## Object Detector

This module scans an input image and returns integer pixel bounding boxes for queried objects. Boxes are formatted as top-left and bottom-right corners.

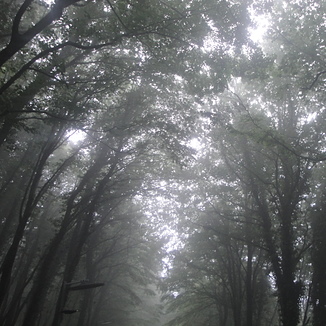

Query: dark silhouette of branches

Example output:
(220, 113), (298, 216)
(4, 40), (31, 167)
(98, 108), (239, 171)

(302, 70), (326, 90)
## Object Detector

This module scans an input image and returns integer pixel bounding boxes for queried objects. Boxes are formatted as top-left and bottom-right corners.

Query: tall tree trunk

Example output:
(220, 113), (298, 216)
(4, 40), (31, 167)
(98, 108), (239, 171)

(254, 191), (301, 326)
(51, 218), (88, 326)
(23, 144), (114, 326)
(21, 178), (90, 325)
(1, 232), (40, 326)
(21, 225), (70, 326)
(76, 238), (97, 326)
(311, 191), (326, 326)
(245, 216), (253, 326)
(0, 125), (64, 314)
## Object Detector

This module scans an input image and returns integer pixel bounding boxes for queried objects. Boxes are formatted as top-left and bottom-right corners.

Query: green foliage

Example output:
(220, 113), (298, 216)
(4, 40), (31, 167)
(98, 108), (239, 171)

(1, 1), (325, 326)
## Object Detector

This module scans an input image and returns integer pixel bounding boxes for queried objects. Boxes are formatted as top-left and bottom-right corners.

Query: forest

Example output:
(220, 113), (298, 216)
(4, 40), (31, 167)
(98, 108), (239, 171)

(0, 0), (325, 325)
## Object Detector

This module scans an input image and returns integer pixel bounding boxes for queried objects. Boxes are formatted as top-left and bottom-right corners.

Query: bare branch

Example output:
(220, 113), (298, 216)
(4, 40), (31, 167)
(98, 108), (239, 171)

(302, 70), (326, 91)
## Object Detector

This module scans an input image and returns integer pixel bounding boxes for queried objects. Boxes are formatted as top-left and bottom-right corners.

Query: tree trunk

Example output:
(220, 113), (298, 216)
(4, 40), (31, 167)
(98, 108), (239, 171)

(76, 239), (97, 326)
(1, 233), (40, 326)
(21, 225), (69, 326)
(0, 125), (64, 311)
(244, 191), (253, 326)
(311, 192), (326, 326)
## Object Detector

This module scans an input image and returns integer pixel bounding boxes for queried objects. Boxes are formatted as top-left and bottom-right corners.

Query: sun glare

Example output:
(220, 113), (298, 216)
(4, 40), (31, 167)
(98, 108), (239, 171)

(189, 137), (202, 150)
(249, 14), (270, 44)
(67, 130), (86, 144)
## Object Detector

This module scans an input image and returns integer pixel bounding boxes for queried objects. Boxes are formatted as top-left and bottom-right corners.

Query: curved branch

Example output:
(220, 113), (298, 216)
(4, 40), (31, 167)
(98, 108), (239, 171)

(105, 0), (130, 32)
(302, 70), (326, 91)
(228, 90), (326, 162)
(0, 0), (82, 68)
(11, 0), (34, 37)
(0, 26), (175, 96)
(0, 36), (129, 95)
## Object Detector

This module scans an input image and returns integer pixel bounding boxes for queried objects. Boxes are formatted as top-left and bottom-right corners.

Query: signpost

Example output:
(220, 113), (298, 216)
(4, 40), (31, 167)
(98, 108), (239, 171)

(68, 282), (105, 291)
(61, 280), (104, 315)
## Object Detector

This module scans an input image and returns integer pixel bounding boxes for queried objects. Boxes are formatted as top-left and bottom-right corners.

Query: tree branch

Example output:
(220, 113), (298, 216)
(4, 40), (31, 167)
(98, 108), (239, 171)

(11, 0), (34, 37)
(0, 0), (82, 68)
(302, 70), (326, 91)
(0, 36), (129, 95)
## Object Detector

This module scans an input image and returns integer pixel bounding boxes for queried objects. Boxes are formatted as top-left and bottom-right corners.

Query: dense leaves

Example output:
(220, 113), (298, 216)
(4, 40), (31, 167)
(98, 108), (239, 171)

(0, 1), (325, 326)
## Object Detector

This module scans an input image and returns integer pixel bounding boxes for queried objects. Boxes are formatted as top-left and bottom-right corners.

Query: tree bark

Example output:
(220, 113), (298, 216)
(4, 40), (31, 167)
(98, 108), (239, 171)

(0, 125), (65, 312)
(312, 191), (326, 326)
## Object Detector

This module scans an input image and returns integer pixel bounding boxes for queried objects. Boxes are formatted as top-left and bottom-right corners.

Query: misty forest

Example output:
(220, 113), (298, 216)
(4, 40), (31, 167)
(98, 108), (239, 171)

(0, 0), (325, 325)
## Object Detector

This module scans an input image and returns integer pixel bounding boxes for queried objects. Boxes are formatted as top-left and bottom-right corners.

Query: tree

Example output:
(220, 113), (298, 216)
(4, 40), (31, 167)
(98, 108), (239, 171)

(159, 143), (275, 326)
(0, 0), (251, 137)
(262, 2), (326, 325)
(5, 1), (318, 326)
(203, 73), (323, 325)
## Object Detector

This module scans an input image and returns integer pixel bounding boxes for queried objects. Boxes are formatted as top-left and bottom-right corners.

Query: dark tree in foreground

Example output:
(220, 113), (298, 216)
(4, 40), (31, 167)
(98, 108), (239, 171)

(311, 184), (326, 326)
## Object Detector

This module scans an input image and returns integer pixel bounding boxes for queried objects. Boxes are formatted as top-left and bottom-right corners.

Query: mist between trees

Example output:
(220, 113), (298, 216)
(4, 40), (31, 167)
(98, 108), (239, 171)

(0, 1), (325, 325)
